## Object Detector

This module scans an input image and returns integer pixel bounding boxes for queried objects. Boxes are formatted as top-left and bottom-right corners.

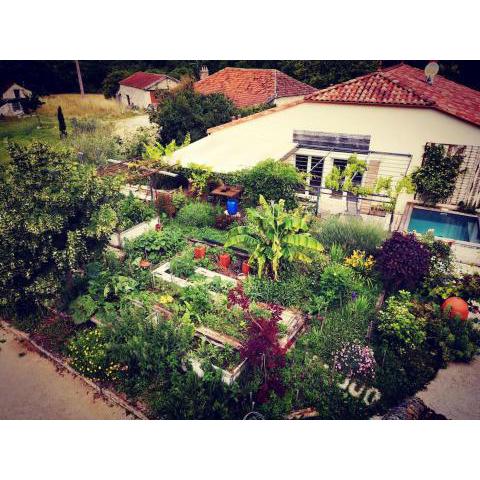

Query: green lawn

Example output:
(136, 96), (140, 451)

(0, 116), (61, 162)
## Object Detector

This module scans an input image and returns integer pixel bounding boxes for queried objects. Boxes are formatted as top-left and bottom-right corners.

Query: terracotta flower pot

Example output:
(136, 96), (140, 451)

(441, 297), (469, 321)
(139, 258), (151, 269)
(241, 260), (250, 275)
(218, 253), (231, 269)
(194, 245), (206, 259)
(155, 222), (163, 231)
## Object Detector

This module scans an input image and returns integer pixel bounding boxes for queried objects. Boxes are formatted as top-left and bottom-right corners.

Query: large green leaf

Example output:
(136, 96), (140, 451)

(284, 233), (324, 252)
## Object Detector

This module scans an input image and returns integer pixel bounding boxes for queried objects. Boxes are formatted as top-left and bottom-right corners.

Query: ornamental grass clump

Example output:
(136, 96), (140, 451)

(333, 342), (377, 382)
(376, 232), (431, 292)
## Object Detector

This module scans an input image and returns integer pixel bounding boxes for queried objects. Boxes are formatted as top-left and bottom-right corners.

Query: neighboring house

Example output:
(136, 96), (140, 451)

(117, 72), (179, 109)
(173, 64), (480, 227)
(0, 81), (32, 117)
(194, 67), (316, 108)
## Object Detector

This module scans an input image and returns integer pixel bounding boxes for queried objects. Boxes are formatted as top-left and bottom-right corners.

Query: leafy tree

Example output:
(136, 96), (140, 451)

(224, 195), (324, 280)
(0, 141), (121, 321)
(239, 159), (305, 210)
(412, 143), (464, 205)
(149, 84), (236, 144)
(102, 69), (133, 98)
(57, 106), (67, 138)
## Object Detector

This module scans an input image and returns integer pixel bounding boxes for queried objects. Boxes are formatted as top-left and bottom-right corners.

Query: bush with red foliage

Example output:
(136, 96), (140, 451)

(156, 191), (176, 217)
(376, 232), (431, 292)
(228, 284), (286, 402)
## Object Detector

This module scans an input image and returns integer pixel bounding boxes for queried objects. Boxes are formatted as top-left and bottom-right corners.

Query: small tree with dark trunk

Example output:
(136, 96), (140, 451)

(57, 106), (67, 138)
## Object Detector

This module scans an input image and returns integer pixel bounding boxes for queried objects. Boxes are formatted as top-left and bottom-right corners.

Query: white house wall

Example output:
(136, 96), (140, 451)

(118, 85), (152, 109)
(173, 102), (480, 174)
(118, 78), (177, 109)
(2, 83), (31, 100)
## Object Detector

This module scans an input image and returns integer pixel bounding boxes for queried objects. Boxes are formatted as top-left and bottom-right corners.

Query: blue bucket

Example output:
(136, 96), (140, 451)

(226, 198), (239, 215)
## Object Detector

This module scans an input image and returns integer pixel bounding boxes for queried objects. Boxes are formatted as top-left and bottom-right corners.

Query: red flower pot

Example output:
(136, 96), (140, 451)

(218, 253), (231, 269)
(241, 260), (250, 275)
(194, 245), (206, 259)
(155, 223), (163, 231)
(441, 297), (469, 321)
(139, 258), (151, 269)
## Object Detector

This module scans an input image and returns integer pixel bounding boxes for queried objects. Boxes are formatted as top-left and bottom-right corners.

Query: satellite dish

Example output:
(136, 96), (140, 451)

(424, 62), (439, 84)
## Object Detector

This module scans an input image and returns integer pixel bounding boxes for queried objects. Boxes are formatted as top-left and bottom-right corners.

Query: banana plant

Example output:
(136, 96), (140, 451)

(224, 195), (324, 280)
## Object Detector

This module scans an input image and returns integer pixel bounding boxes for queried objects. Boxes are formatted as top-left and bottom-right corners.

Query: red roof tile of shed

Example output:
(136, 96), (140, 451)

(119, 72), (169, 90)
(306, 64), (480, 126)
(194, 68), (316, 108)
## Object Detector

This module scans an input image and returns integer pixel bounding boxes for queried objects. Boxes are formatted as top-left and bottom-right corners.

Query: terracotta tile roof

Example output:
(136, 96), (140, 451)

(194, 67), (316, 108)
(306, 64), (480, 126)
(119, 71), (169, 90)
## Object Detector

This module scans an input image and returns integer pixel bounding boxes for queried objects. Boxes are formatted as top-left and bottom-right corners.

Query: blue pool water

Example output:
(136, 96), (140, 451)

(408, 208), (480, 244)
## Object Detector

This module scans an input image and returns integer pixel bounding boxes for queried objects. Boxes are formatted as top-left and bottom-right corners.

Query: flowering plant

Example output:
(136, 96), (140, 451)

(344, 249), (375, 274)
(67, 328), (119, 381)
(333, 342), (377, 382)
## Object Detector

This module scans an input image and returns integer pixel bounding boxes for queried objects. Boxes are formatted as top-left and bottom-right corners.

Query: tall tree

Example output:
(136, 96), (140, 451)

(149, 83), (236, 144)
(0, 142), (120, 321)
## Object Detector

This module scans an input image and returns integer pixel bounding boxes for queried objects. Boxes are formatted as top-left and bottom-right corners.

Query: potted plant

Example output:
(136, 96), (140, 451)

(194, 245), (207, 259)
(139, 258), (151, 269)
(369, 203), (387, 217)
(325, 166), (343, 197)
(218, 252), (231, 269)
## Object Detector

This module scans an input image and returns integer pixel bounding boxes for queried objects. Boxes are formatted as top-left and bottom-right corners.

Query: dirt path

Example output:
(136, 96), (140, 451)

(113, 114), (151, 136)
(418, 356), (480, 420)
(0, 328), (130, 420)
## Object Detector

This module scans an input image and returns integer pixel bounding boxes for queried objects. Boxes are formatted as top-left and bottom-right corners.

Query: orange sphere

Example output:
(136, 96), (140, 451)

(441, 297), (469, 321)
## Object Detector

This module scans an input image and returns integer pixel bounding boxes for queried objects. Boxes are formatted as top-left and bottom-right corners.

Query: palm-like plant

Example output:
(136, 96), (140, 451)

(224, 195), (324, 280)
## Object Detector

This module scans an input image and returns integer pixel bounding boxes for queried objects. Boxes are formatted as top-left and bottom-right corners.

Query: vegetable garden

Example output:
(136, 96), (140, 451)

(1, 141), (479, 419)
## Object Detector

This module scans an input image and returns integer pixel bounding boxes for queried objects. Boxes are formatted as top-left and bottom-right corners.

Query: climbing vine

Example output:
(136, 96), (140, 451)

(412, 143), (464, 205)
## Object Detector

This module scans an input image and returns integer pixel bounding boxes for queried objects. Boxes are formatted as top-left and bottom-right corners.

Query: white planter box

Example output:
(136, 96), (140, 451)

(109, 217), (159, 249)
(189, 357), (246, 386)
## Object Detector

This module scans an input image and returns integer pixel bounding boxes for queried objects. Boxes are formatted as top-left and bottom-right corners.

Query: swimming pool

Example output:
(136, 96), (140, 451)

(408, 207), (480, 244)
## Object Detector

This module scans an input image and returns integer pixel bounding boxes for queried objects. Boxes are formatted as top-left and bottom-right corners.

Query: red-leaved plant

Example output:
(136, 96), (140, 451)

(228, 284), (286, 403)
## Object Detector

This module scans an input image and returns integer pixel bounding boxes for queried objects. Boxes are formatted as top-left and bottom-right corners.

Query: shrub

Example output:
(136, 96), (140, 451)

(116, 193), (156, 230)
(124, 227), (186, 264)
(176, 201), (217, 228)
(317, 263), (360, 307)
(156, 192), (176, 217)
(171, 189), (188, 210)
(240, 159), (305, 210)
(377, 291), (426, 355)
(313, 216), (386, 256)
(376, 232), (431, 292)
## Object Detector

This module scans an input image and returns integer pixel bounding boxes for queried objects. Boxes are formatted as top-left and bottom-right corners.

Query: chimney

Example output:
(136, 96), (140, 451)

(199, 65), (209, 80)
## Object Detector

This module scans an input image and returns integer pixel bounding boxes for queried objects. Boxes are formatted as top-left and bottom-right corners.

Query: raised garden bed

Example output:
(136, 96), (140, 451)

(109, 218), (159, 249)
(188, 337), (246, 386)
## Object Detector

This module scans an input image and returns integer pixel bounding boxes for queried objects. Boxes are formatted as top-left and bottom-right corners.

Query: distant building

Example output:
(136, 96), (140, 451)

(0, 81), (32, 117)
(117, 72), (179, 109)
(194, 67), (316, 108)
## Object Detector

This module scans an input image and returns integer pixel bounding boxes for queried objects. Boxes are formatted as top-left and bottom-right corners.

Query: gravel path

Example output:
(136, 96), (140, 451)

(0, 328), (130, 420)
(418, 356), (480, 420)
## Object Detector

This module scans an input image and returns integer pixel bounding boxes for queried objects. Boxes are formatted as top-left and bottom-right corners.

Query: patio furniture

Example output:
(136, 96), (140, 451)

(210, 184), (244, 203)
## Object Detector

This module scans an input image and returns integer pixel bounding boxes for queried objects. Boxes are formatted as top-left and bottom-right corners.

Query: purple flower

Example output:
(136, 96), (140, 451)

(351, 291), (358, 301)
